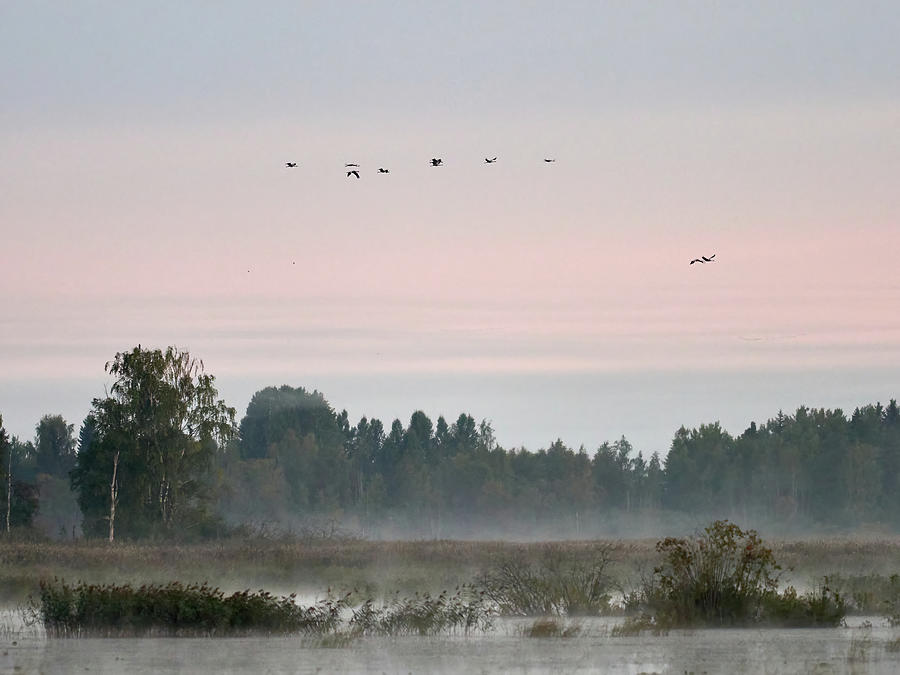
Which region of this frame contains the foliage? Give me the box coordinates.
[33,579,351,637]
[624,520,845,629]
[70,346,236,539]
[0,414,39,530]
[34,414,76,478]
[15,372,900,536]
[649,520,780,626]
[32,579,493,638]
[761,581,846,627]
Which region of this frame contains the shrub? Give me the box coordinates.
[623,520,845,629]
[761,581,845,627]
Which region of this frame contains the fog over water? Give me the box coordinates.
[4,616,899,674]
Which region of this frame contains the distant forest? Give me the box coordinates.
[1,345,899,540]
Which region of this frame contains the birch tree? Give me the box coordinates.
[71,346,236,538]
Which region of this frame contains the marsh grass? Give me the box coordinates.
[0,538,630,604]
[477,546,614,616]
[33,579,351,637]
[827,573,900,621]
[31,579,494,638]
[349,587,493,635]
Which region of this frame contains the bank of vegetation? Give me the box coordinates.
[3,344,900,542]
[30,522,876,637]
[33,580,492,638]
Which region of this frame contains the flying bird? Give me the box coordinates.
[378,168,390,174]
[345,163,359,167]
[431,158,443,166]
[690,254,716,265]
[285,162,297,168]
[485,157,497,163]
[347,170,360,179]
[544,158,556,163]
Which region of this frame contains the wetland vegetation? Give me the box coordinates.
[22,522,900,639]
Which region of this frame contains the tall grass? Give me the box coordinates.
[350,587,493,635]
[34,579,350,637]
[477,548,614,616]
[31,579,494,638]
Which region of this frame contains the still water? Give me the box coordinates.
[3,617,899,674]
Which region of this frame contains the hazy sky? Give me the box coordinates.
[2,2,899,453]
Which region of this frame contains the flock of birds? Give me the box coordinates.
[280,156,715,268]
[284,156,558,178]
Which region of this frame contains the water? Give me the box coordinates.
[3,617,899,674]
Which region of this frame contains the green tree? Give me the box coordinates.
[0,415,38,531]
[71,346,236,539]
[34,414,76,478]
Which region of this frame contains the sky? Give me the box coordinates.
[2,1,899,454]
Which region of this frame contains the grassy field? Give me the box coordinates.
[4,535,900,606]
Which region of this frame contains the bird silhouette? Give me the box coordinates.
[485,157,497,163]
[285,162,297,168]
[431,158,443,166]
[544,158,556,163]
[378,168,390,174]
[690,254,716,265]
[347,170,360,179]
[345,163,359,167]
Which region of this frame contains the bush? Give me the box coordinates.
[623,520,845,629]
[761,581,845,627]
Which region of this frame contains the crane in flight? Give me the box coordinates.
[690,254,716,265]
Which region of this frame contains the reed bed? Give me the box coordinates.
[32,580,493,638]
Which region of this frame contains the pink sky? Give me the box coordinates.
[2,2,899,448]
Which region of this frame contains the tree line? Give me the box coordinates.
[2,345,899,540]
